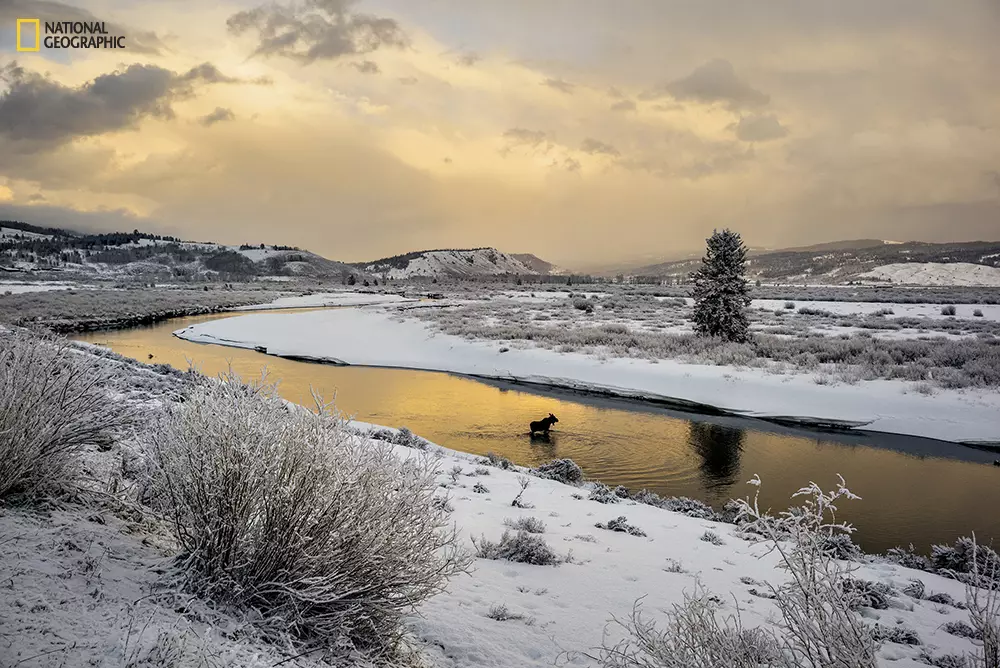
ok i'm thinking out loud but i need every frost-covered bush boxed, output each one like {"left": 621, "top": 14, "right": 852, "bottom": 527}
{"left": 369, "top": 426, "right": 428, "bottom": 450}
{"left": 588, "top": 483, "right": 626, "bottom": 504}
{"left": 472, "top": 481, "right": 489, "bottom": 493}
{"left": 0, "top": 329, "right": 135, "bottom": 499}
{"left": 144, "top": 372, "right": 470, "bottom": 657}
{"left": 932, "top": 537, "right": 1000, "bottom": 585}
{"left": 903, "top": 579, "right": 927, "bottom": 599}
{"left": 474, "top": 530, "right": 562, "bottom": 566}
{"left": 841, "top": 578, "right": 895, "bottom": 610}
{"left": 784, "top": 301, "right": 796, "bottom": 309}
{"left": 822, "top": 533, "right": 862, "bottom": 561}
{"left": 974, "top": 309, "right": 985, "bottom": 317}
{"left": 484, "top": 451, "right": 514, "bottom": 470}
{"left": 885, "top": 544, "right": 933, "bottom": 571}
{"left": 944, "top": 621, "right": 981, "bottom": 640}
{"left": 943, "top": 305, "right": 958, "bottom": 316}
{"left": 700, "top": 530, "right": 725, "bottom": 546}
{"left": 534, "top": 458, "right": 584, "bottom": 485}
{"left": 870, "top": 623, "right": 920, "bottom": 645}
{"left": 504, "top": 516, "right": 546, "bottom": 533}
{"left": 593, "top": 586, "right": 781, "bottom": 668}
{"left": 596, "top": 516, "right": 646, "bottom": 537}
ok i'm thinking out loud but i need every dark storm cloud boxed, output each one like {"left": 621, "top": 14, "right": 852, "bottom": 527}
{"left": 199, "top": 107, "right": 236, "bottom": 127}
{"left": 541, "top": 77, "right": 575, "bottom": 94}
{"left": 0, "top": 0, "right": 167, "bottom": 55}
{"left": 351, "top": 60, "right": 381, "bottom": 74}
{"left": 730, "top": 114, "right": 789, "bottom": 142}
{"left": 651, "top": 59, "right": 770, "bottom": 109}
{"left": 580, "top": 138, "right": 620, "bottom": 156}
{"left": 227, "top": 0, "right": 408, "bottom": 64}
{"left": 0, "top": 62, "right": 239, "bottom": 146}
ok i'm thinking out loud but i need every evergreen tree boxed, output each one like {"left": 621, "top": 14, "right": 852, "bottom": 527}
{"left": 690, "top": 229, "right": 751, "bottom": 342}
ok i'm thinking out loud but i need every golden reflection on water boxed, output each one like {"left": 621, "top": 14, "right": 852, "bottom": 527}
{"left": 75, "top": 309, "right": 1000, "bottom": 555}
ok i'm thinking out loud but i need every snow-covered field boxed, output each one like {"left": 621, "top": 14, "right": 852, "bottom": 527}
{"left": 175, "top": 307, "right": 1000, "bottom": 443}
{"left": 234, "top": 291, "right": 416, "bottom": 310}
{"left": 0, "top": 280, "right": 81, "bottom": 294}
{"left": 753, "top": 299, "right": 1000, "bottom": 322}
{"left": 860, "top": 262, "right": 1000, "bottom": 287}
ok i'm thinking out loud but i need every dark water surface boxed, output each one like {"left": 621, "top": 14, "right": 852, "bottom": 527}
{"left": 75, "top": 308, "right": 1000, "bottom": 555}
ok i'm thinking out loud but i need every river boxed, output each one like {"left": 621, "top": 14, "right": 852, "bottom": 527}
{"left": 74, "top": 307, "right": 1000, "bottom": 555}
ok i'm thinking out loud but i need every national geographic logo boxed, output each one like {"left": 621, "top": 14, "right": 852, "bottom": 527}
{"left": 16, "top": 19, "right": 126, "bottom": 51}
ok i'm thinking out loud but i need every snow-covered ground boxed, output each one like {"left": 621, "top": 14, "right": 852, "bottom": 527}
{"left": 860, "top": 262, "right": 1000, "bottom": 287}
{"left": 364, "top": 249, "right": 538, "bottom": 279}
{"left": 753, "top": 299, "right": 1000, "bottom": 322}
{"left": 0, "top": 226, "right": 53, "bottom": 240}
{"left": 233, "top": 291, "right": 416, "bottom": 310}
{"left": 175, "top": 308, "right": 1000, "bottom": 443}
{"left": 0, "top": 280, "right": 80, "bottom": 294}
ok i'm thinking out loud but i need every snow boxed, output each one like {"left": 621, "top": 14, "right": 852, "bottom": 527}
{"left": 233, "top": 291, "right": 416, "bottom": 310}
{"left": 753, "top": 299, "right": 1000, "bottom": 322}
{"left": 0, "top": 226, "right": 53, "bottom": 240}
{"left": 366, "top": 249, "right": 538, "bottom": 279}
{"left": 175, "top": 308, "right": 1000, "bottom": 443}
{"left": 860, "top": 262, "right": 1000, "bottom": 287}
{"left": 0, "top": 280, "right": 80, "bottom": 294}
{"left": 370, "top": 426, "right": 986, "bottom": 668}
{"left": 230, "top": 246, "right": 289, "bottom": 261}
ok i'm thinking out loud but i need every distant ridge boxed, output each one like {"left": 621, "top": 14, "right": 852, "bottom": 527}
{"left": 355, "top": 247, "right": 558, "bottom": 278}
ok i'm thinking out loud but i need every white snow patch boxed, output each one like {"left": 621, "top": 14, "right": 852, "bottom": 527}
{"left": 0, "top": 280, "right": 80, "bottom": 294}
{"left": 860, "top": 262, "right": 1000, "bottom": 286}
{"left": 234, "top": 292, "right": 416, "bottom": 310}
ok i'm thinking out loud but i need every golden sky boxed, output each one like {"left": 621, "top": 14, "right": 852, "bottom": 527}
{"left": 1, "top": 0, "right": 998, "bottom": 267}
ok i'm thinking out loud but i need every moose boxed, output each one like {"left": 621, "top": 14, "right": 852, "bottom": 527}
{"left": 529, "top": 413, "right": 559, "bottom": 436}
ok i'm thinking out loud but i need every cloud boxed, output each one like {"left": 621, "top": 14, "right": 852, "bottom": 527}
{"left": 352, "top": 60, "right": 381, "bottom": 74}
{"left": 455, "top": 51, "right": 481, "bottom": 66}
{"left": 661, "top": 59, "right": 770, "bottom": 109}
{"left": 0, "top": 62, "right": 237, "bottom": 146}
{"left": 541, "top": 77, "right": 575, "bottom": 94}
{"left": 730, "top": 114, "right": 789, "bottom": 142}
{"left": 199, "top": 108, "right": 236, "bottom": 127}
{"left": 227, "top": 0, "right": 408, "bottom": 64}
{"left": 0, "top": 0, "right": 167, "bottom": 55}
{"left": 398, "top": 76, "right": 418, "bottom": 85}
{"left": 610, "top": 99, "right": 636, "bottom": 112}
{"left": 502, "top": 128, "right": 548, "bottom": 147}
{"left": 580, "top": 138, "right": 620, "bottom": 157}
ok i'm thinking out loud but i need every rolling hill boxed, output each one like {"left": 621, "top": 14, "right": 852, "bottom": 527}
{"left": 355, "top": 248, "right": 555, "bottom": 279}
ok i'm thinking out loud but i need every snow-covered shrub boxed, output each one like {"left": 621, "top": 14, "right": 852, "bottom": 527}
{"left": 474, "top": 530, "right": 562, "bottom": 566}
{"left": 932, "top": 537, "right": 1000, "bottom": 585}
{"left": 885, "top": 544, "right": 933, "bottom": 571}
{"left": 592, "top": 585, "right": 781, "bottom": 668}
{"left": 870, "top": 623, "right": 921, "bottom": 645}
{"left": 534, "top": 458, "right": 583, "bottom": 485}
{"left": 943, "top": 305, "right": 958, "bottom": 316}
{"left": 368, "top": 426, "right": 428, "bottom": 449}
{"left": 841, "top": 578, "right": 895, "bottom": 610}
{"left": 486, "top": 603, "right": 526, "bottom": 622}
{"left": 944, "top": 621, "right": 982, "bottom": 640}
{"left": 872, "top": 308, "right": 895, "bottom": 316}
{"left": 596, "top": 516, "right": 646, "bottom": 537}
{"left": 926, "top": 592, "right": 964, "bottom": 608}
{"left": 963, "top": 537, "right": 1000, "bottom": 668}
{"left": 574, "top": 298, "right": 595, "bottom": 314}
{"left": 732, "top": 474, "right": 879, "bottom": 667}
{"left": 484, "top": 451, "right": 514, "bottom": 470}
{"left": 974, "top": 309, "right": 985, "bottom": 317}
{"left": 784, "top": 301, "right": 796, "bottom": 309}
{"left": 0, "top": 329, "right": 136, "bottom": 499}
{"left": 659, "top": 495, "right": 717, "bottom": 520}
{"left": 504, "top": 516, "right": 546, "bottom": 534}
{"left": 690, "top": 229, "right": 752, "bottom": 343}
{"left": 588, "top": 483, "right": 624, "bottom": 504}
{"left": 144, "top": 372, "right": 470, "bottom": 657}
{"left": 700, "top": 530, "right": 725, "bottom": 546}
{"left": 821, "top": 533, "right": 862, "bottom": 561}
{"left": 918, "top": 652, "right": 971, "bottom": 668}
{"left": 798, "top": 307, "right": 835, "bottom": 317}
{"left": 903, "top": 579, "right": 927, "bottom": 599}
{"left": 472, "top": 482, "right": 489, "bottom": 493}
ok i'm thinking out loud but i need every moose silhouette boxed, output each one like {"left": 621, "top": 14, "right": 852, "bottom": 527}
{"left": 529, "top": 413, "right": 559, "bottom": 436}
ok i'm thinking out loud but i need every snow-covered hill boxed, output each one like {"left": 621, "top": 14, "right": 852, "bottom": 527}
{"left": 860, "top": 262, "right": 1000, "bottom": 287}
{"left": 359, "top": 248, "right": 543, "bottom": 279}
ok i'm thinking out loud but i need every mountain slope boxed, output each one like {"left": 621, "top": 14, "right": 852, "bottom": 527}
{"left": 356, "top": 248, "right": 544, "bottom": 278}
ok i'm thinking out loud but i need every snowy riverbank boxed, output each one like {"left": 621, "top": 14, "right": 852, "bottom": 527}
{"left": 175, "top": 307, "right": 1000, "bottom": 444}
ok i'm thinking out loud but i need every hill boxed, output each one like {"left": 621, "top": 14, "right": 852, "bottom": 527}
{"left": 625, "top": 239, "right": 1000, "bottom": 285}
{"left": 355, "top": 248, "right": 550, "bottom": 279}
{"left": 0, "top": 220, "right": 362, "bottom": 282}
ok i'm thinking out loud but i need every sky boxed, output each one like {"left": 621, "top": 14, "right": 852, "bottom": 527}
{"left": 0, "top": 0, "right": 998, "bottom": 268}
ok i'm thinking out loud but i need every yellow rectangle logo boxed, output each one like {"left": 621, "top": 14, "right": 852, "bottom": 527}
{"left": 16, "top": 18, "right": 41, "bottom": 52}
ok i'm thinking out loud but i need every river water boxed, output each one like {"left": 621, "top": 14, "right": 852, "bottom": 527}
{"left": 75, "top": 308, "right": 1000, "bottom": 555}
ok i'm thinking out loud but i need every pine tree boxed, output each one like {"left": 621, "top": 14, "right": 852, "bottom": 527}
{"left": 690, "top": 229, "right": 751, "bottom": 342}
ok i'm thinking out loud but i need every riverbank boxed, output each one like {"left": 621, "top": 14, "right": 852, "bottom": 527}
{"left": 2, "top": 328, "right": 990, "bottom": 668}
{"left": 175, "top": 307, "right": 1000, "bottom": 444}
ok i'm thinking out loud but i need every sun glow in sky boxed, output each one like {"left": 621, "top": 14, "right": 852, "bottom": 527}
{"left": 1, "top": 0, "right": 998, "bottom": 267}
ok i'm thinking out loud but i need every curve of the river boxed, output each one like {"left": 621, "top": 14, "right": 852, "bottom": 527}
{"left": 75, "top": 307, "right": 1000, "bottom": 555}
